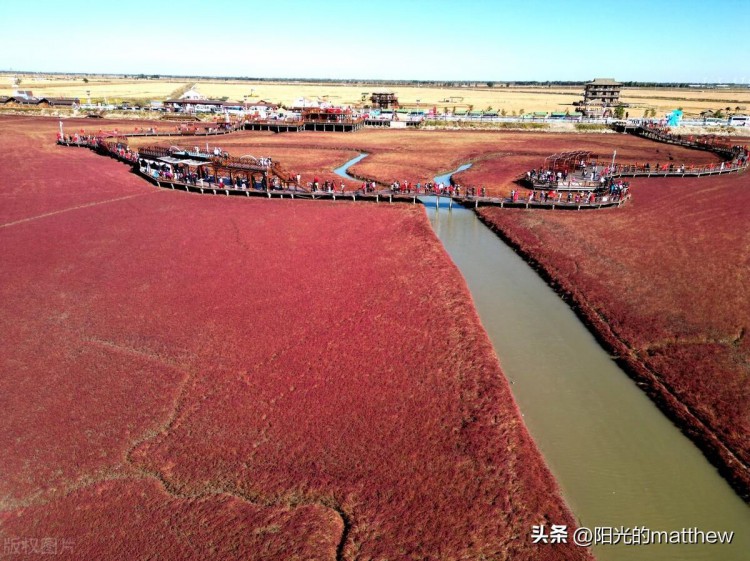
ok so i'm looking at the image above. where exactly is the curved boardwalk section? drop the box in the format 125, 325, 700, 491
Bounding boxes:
59, 131, 632, 211
522, 128, 748, 191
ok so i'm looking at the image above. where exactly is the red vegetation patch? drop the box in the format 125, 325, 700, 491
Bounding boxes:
478, 171, 750, 498
1, 118, 591, 559
0, 479, 341, 561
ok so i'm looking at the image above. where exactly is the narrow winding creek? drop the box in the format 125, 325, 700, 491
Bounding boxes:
330, 152, 749, 559
422, 168, 750, 561
333, 152, 368, 180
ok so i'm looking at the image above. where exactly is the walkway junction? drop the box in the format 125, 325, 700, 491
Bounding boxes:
522, 125, 748, 191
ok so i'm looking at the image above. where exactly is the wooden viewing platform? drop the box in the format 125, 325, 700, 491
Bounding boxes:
243, 119, 364, 133
525, 127, 748, 190
245, 120, 305, 133
524, 160, 748, 190
303, 120, 364, 132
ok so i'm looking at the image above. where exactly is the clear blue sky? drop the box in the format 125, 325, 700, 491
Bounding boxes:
1, 0, 748, 82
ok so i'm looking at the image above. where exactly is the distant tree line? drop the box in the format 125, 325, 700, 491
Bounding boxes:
3, 70, 746, 89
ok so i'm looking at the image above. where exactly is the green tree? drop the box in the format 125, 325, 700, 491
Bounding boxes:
614, 104, 625, 119
501, 108, 507, 116
82, 77, 89, 83
487, 81, 495, 88
648, 108, 657, 118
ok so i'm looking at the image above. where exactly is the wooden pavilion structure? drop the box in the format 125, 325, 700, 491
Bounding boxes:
370, 91, 399, 109
137, 145, 301, 190
544, 150, 598, 173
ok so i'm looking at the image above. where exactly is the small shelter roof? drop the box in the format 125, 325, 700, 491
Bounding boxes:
42, 97, 80, 106
10, 96, 42, 104
587, 78, 621, 86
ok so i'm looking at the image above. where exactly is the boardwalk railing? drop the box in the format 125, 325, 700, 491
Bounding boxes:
631, 126, 740, 158
58, 127, 630, 211
610, 161, 748, 178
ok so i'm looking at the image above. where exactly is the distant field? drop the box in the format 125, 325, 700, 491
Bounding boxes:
3, 74, 750, 116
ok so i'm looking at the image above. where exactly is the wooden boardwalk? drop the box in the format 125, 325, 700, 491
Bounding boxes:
58, 135, 629, 211
526, 160, 747, 190
628, 126, 740, 159
136, 169, 628, 211
525, 125, 748, 190
609, 162, 747, 178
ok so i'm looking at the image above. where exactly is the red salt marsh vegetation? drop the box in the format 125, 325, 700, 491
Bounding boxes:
127, 126, 723, 197
1, 117, 590, 560
478, 170, 750, 499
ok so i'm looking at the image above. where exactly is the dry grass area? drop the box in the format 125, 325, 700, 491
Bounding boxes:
0, 77, 190, 102
3, 74, 750, 116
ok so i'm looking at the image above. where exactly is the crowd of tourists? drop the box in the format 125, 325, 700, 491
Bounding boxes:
509, 182, 629, 205
57, 132, 97, 145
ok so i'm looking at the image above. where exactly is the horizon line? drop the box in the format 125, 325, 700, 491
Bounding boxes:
1, 69, 747, 87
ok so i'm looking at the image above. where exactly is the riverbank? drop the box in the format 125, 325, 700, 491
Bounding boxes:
427, 200, 750, 561
475, 179, 750, 502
